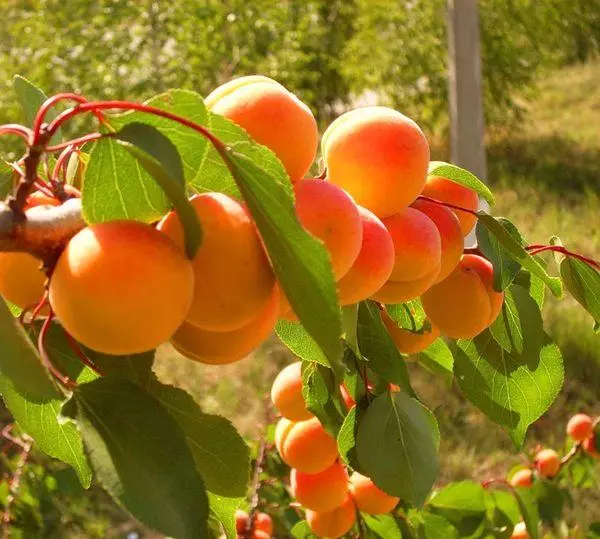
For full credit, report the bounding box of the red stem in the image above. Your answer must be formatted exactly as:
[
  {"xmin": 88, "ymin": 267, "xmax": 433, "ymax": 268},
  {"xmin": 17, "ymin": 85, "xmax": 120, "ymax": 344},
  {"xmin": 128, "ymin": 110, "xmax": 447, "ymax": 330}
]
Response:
[
  {"xmin": 45, "ymin": 132, "xmax": 105, "ymax": 152},
  {"xmin": 526, "ymin": 245, "xmax": 600, "ymax": 270},
  {"xmin": 64, "ymin": 331, "xmax": 105, "ymax": 377},
  {"xmin": 417, "ymin": 195, "xmax": 479, "ymax": 217},
  {"xmin": 52, "ymin": 145, "xmax": 76, "ymax": 182},
  {"xmin": 38, "ymin": 310, "xmax": 76, "ymax": 390},
  {"xmin": 0, "ymin": 124, "xmax": 33, "ymax": 143}
]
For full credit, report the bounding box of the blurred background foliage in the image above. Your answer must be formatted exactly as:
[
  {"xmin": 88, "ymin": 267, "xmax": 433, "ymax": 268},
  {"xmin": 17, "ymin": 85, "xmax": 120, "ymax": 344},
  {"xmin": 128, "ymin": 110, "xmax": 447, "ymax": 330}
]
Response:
[{"xmin": 1, "ymin": 0, "xmax": 599, "ymax": 537}]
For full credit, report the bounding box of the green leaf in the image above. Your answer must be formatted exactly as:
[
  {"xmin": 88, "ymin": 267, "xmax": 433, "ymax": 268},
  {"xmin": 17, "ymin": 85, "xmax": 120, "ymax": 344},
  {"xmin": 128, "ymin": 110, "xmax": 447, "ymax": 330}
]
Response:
[
  {"xmin": 490, "ymin": 285, "xmax": 544, "ymax": 355},
  {"xmin": 428, "ymin": 161, "xmax": 494, "ymax": 206},
  {"xmin": 208, "ymin": 493, "xmax": 243, "ymax": 539},
  {"xmin": 532, "ymin": 481, "xmax": 565, "ymax": 526},
  {"xmin": 356, "ymin": 391, "xmax": 439, "ymax": 507},
  {"xmin": 513, "ymin": 487, "xmax": 539, "ymax": 539},
  {"xmin": 0, "ymin": 300, "xmax": 91, "ymax": 486},
  {"xmin": 148, "ymin": 381, "xmax": 250, "ymax": 497},
  {"xmin": 291, "ymin": 520, "xmax": 315, "ymax": 538},
  {"xmin": 342, "ymin": 303, "xmax": 360, "ymax": 356},
  {"xmin": 476, "ymin": 217, "xmax": 524, "ymax": 291},
  {"xmin": 363, "ymin": 514, "xmax": 404, "ymax": 539},
  {"xmin": 357, "ymin": 301, "xmax": 415, "ymax": 397},
  {"xmin": 114, "ymin": 123, "xmax": 202, "ymax": 258},
  {"xmin": 0, "ymin": 160, "xmax": 14, "ymax": 199},
  {"xmin": 512, "ymin": 271, "xmax": 545, "ymax": 309},
  {"xmin": 337, "ymin": 405, "xmax": 363, "ymax": 472},
  {"xmin": 589, "ymin": 522, "xmax": 600, "ymax": 538},
  {"xmin": 454, "ymin": 331, "xmax": 563, "ymax": 447},
  {"xmin": 276, "ymin": 321, "xmax": 329, "ymax": 369},
  {"xmin": 74, "ymin": 378, "xmax": 209, "ymax": 538},
  {"xmin": 385, "ymin": 299, "xmax": 429, "ymax": 333},
  {"xmin": 429, "ymin": 481, "xmax": 486, "ymax": 515},
  {"xmin": 560, "ymin": 257, "xmax": 600, "ymax": 329},
  {"xmin": 477, "ymin": 213, "xmax": 562, "ymax": 297},
  {"xmin": 409, "ymin": 510, "xmax": 458, "ymax": 539},
  {"xmin": 301, "ymin": 361, "xmax": 345, "ymax": 436},
  {"xmin": 220, "ymin": 149, "xmax": 343, "ymax": 375},
  {"xmin": 418, "ymin": 339, "xmax": 454, "ymax": 385},
  {"xmin": 12, "ymin": 75, "xmax": 62, "ymax": 144}
]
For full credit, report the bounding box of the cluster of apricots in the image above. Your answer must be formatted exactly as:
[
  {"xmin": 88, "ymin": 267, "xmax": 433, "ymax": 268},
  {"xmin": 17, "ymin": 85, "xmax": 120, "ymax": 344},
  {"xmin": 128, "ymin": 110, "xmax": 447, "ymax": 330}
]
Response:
[
  {"xmin": 271, "ymin": 362, "xmax": 400, "ymax": 537},
  {"xmin": 0, "ymin": 74, "xmax": 504, "ymax": 361},
  {"xmin": 230, "ymin": 509, "xmax": 273, "ymax": 539}
]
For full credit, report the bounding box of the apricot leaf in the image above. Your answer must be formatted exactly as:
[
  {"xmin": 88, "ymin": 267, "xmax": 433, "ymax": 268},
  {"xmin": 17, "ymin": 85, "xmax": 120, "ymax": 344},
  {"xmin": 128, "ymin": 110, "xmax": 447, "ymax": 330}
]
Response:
[
  {"xmin": 418, "ymin": 339, "xmax": 454, "ymax": 385},
  {"xmin": 363, "ymin": 514, "xmax": 404, "ymax": 538},
  {"xmin": 427, "ymin": 161, "xmax": 494, "ymax": 205},
  {"xmin": 276, "ymin": 321, "xmax": 330, "ymax": 369},
  {"xmin": 514, "ymin": 487, "xmax": 540, "ymax": 539},
  {"xmin": 301, "ymin": 361, "xmax": 345, "ymax": 436},
  {"xmin": 560, "ymin": 257, "xmax": 600, "ymax": 330},
  {"xmin": 385, "ymin": 299, "xmax": 429, "ymax": 333}
]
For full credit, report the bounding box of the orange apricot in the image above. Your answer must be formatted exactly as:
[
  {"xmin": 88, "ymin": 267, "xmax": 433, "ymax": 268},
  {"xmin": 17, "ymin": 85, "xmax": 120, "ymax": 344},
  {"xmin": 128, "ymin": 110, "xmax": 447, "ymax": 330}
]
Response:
[
  {"xmin": 171, "ymin": 287, "xmax": 279, "ymax": 365},
  {"xmin": 206, "ymin": 75, "xmax": 318, "ymax": 183},
  {"xmin": 305, "ymin": 495, "xmax": 356, "ymax": 538},
  {"xmin": 421, "ymin": 254, "xmax": 504, "ymax": 339},
  {"xmin": 371, "ymin": 207, "xmax": 441, "ymax": 303},
  {"xmin": 382, "ymin": 313, "xmax": 440, "ymax": 355},
  {"xmin": 349, "ymin": 472, "xmax": 399, "ymax": 514},
  {"xmin": 411, "ymin": 198, "xmax": 463, "ymax": 283},
  {"xmin": 421, "ymin": 173, "xmax": 479, "ymax": 236},
  {"xmin": 159, "ymin": 193, "xmax": 275, "ymax": 331},
  {"xmin": 271, "ymin": 362, "xmax": 313, "ymax": 421},
  {"xmin": 276, "ymin": 417, "xmax": 339, "ymax": 474},
  {"xmin": 337, "ymin": 206, "xmax": 395, "ymax": 305},
  {"xmin": 534, "ymin": 448, "xmax": 560, "ymax": 478},
  {"xmin": 511, "ymin": 522, "xmax": 529, "ymax": 539},
  {"xmin": 566, "ymin": 413, "xmax": 594, "ymax": 442},
  {"xmin": 49, "ymin": 220, "xmax": 194, "ymax": 355},
  {"xmin": 509, "ymin": 468, "xmax": 533, "ymax": 488},
  {"xmin": 254, "ymin": 513, "xmax": 273, "ymax": 535},
  {"xmin": 295, "ymin": 179, "xmax": 362, "ymax": 279},
  {"xmin": 322, "ymin": 107, "xmax": 429, "ymax": 218},
  {"xmin": 235, "ymin": 510, "xmax": 249, "ymax": 534},
  {"xmin": 583, "ymin": 436, "xmax": 599, "ymax": 458},
  {"xmin": 291, "ymin": 461, "xmax": 349, "ymax": 512}
]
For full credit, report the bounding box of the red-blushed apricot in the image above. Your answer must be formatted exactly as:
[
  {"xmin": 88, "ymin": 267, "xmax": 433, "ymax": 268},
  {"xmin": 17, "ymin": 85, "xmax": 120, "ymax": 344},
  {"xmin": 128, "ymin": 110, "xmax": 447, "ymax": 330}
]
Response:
[
  {"xmin": 275, "ymin": 417, "xmax": 294, "ymax": 456},
  {"xmin": 382, "ymin": 312, "xmax": 440, "ymax": 355},
  {"xmin": 291, "ymin": 461, "xmax": 349, "ymax": 512},
  {"xmin": 337, "ymin": 206, "xmax": 395, "ymax": 305},
  {"xmin": 411, "ymin": 198, "xmax": 463, "ymax": 283},
  {"xmin": 421, "ymin": 254, "xmax": 504, "ymax": 339},
  {"xmin": 566, "ymin": 413, "xmax": 594, "ymax": 442},
  {"xmin": 371, "ymin": 269, "xmax": 439, "ymax": 304},
  {"xmin": 24, "ymin": 191, "xmax": 61, "ymax": 210},
  {"xmin": 509, "ymin": 468, "xmax": 533, "ymax": 488},
  {"xmin": 322, "ymin": 107, "xmax": 429, "ymax": 218},
  {"xmin": 421, "ymin": 174, "xmax": 479, "ymax": 236},
  {"xmin": 276, "ymin": 417, "xmax": 339, "ymax": 474},
  {"xmin": 171, "ymin": 287, "xmax": 279, "ymax": 365},
  {"xmin": 254, "ymin": 513, "xmax": 273, "ymax": 535},
  {"xmin": 49, "ymin": 220, "xmax": 194, "ymax": 355},
  {"xmin": 534, "ymin": 448, "xmax": 560, "ymax": 478},
  {"xmin": 349, "ymin": 472, "xmax": 399, "ymax": 514},
  {"xmin": 295, "ymin": 179, "xmax": 362, "ymax": 279},
  {"xmin": 235, "ymin": 510, "xmax": 249, "ymax": 534},
  {"xmin": 271, "ymin": 362, "xmax": 313, "ymax": 421},
  {"xmin": 511, "ymin": 521, "xmax": 529, "ymax": 539},
  {"xmin": 583, "ymin": 436, "xmax": 599, "ymax": 458},
  {"xmin": 159, "ymin": 193, "xmax": 275, "ymax": 332},
  {"xmin": 205, "ymin": 75, "xmax": 318, "ymax": 183},
  {"xmin": 305, "ymin": 495, "xmax": 356, "ymax": 538}
]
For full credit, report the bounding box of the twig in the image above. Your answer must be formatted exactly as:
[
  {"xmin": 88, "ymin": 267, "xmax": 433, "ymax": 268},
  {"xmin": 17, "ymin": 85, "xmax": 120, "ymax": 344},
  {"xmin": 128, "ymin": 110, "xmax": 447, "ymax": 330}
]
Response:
[
  {"xmin": 417, "ymin": 195, "xmax": 479, "ymax": 217},
  {"xmin": 1, "ymin": 432, "xmax": 32, "ymax": 537},
  {"xmin": 38, "ymin": 310, "xmax": 77, "ymax": 390},
  {"xmin": 525, "ymin": 245, "xmax": 600, "ymax": 271}
]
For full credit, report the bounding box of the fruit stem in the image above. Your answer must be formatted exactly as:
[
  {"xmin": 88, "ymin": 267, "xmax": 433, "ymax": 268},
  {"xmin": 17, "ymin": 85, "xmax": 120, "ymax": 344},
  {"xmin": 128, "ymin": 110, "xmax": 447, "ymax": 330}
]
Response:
[
  {"xmin": 416, "ymin": 195, "xmax": 479, "ymax": 217},
  {"xmin": 45, "ymin": 132, "xmax": 105, "ymax": 153},
  {"xmin": 0, "ymin": 124, "xmax": 33, "ymax": 144},
  {"xmin": 525, "ymin": 245, "xmax": 600, "ymax": 270},
  {"xmin": 38, "ymin": 310, "xmax": 77, "ymax": 390},
  {"xmin": 64, "ymin": 331, "xmax": 105, "ymax": 378}
]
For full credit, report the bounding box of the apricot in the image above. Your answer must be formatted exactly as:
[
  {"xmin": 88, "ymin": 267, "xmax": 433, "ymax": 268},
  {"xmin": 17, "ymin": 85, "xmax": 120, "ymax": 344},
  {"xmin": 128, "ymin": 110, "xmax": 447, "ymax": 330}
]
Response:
[
  {"xmin": 511, "ymin": 522, "xmax": 529, "ymax": 539},
  {"xmin": 159, "ymin": 193, "xmax": 275, "ymax": 331},
  {"xmin": 49, "ymin": 220, "xmax": 194, "ymax": 355},
  {"xmin": 271, "ymin": 362, "xmax": 312, "ymax": 421},
  {"xmin": 421, "ymin": 173, "xmax": 479, "ymax": 236},
  {"xmin": 205, "ymin": 75, "xmax": 318, "ymax": 183},
  {"xmin": 235, "ymin": 510, "xmax": 273, "ymax": 536},
  {"xmin": 566, "ymin": 413, "xmax": 594, "ymax": 442},
  {"xmin": 411, "ymin": 198, "xmax": 463, "ymax": 283},
  {"xmin": 290, "ymin": 461, "xmax": 349, "ymax": 512},
  {"xmin": 349, "ymin": 472, "xmax": 399, "ymax": 514},
  {"xmin": 337, "ymin": 206, "xmax": 395, "ymax": 305},
  {"xmin": 371, "ymin": 207, "xmax": 441, "ymax": 303},
  {"xmin": 509, "ymin": 468, "xmax": 533, "ymax": 488},
  {"xmin": 382, "ymin": 313, "xmax": 440, "ymax": 355},
  {"xmin": 322, "ymin": 106, "xmax": 429, "ymax": 218},
  {"xmin": 295, "ymin": 179, "xmax": 362, "ymax": 279},
  {"xmin": 254, "ymin": 512, "xmax": 273, "ymax": 535},
  {"xmin": 421, "ymin": 254, "xmax": 504, "ymax": 339},
  {"xmin": 305, "ymin": 495, "xmax": 356, "ymax": 538},
  {"xmin": 534, "ymin": 448, "xmax": 560, "ymax": 478},
  {"xmin": 583, "ymin": 436, "xmax": 599, "ymax": 458},
  {"xmin": 171, "ymin": 287, "xmax": 279, "ymax": 365},
  {"xmin": 276, "ymin": 417, "xmax": 338, "ymax": 474}
]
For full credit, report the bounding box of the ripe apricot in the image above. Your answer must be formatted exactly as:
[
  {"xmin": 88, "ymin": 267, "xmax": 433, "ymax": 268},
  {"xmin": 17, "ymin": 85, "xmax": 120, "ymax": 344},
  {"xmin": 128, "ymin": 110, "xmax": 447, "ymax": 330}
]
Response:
[
  {"xmin": 49, "ymin": 220, "xmax": 194, "ymax": 355},
  {"xmin": 509, "ymin": 468, "xmax": 533, "ymax": 488},
  {"xmin": 566, "ymin": 413, "xmax": 594, "ymax": 442},
  {"xmin": 337, "ymin": 206, "xmax": 395, "ymax": 305},
  {"xmin": 421, "ymin": 173, "xmax": 479, "ymax": 236},
  {"xmin": 583, "ymin": 436, "xmax": 599, "ymax": 458},
  {"xmin": 382, "ymin": 313, "xmax": 440, "ymax": 355},
  {"xmin": 276, "ymin": 417, "xmax": 338, "ymax": 474},
  {"xmin": 349, "ymin": 472, "xmax": 399, "ymax": 514},
  {"xmin": 235, "ymin": 510, "xmax": 249, "ymax": 534},
  {"xmin": 206, "ymin": 75, "xmax": 318, "ymax": 183},
  {"xmin": 371, "ymin": 207, "xmax": 441, "ymax": 303},
  {"xmin": 291, "ymin": 461, "xmax": 349, "ymax": 512},
  {"xmin": 235, "ymin": 510, "xmax": 273, "ymax": 536},
  {"xmin": 295, "ymin": 179, "xmax": 362, "ymax": 279},
  {"xmin": 511, "ymin": 521, "xmax": 529, "ymax": 539},
  {"xmin": 534, "ymin": 448, "xmax": 560, "ymax": 478},
  {"xmin": 159, "ymin": 193, "xmax": 275, "ymax": 331},
  {"xmin": 322, "ymin": 106, "xmax": 429, "ymax": 218},
  {"xmin": 254, "ymin": 512, "xmax": 273, "ymax": 535},
  {"xmin": 271, "ymin": 362, "xmax": 313, "ymax": 421},
  {"xmin": 171, "ymin": 288, "xmax": 279, "ymax": 365},
  {"xmin": 305, "ymin": 495, "xmax": 356, "ymax": 538},
  {"xmin": 421, "ymin": 254, "xmax": 504, "ymax": 339},
  {"xmin": 411, "ymin": 198, "xmax": 463, "ymax": 283}
]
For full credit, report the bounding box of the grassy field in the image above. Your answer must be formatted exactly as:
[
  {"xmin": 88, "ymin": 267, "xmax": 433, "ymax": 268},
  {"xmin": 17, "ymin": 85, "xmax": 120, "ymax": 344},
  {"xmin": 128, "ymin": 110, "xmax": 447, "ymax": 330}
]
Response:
[{"xmin": 154, "ymin": 61, "xmax": 600, "ymax": 533}]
